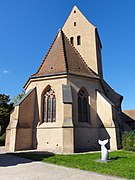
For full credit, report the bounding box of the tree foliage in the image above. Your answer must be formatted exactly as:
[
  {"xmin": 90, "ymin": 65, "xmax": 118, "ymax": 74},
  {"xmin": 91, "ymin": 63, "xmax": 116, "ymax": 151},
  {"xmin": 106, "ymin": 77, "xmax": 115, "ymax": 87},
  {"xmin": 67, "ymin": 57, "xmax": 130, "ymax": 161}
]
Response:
[
  {"xmin": 0, "ymin": 94, "xmax": 13, "ymax": 135},
  {"xmin": 11, "ymin": 92, "xmax": 25, "ymax": 105},
  {"xmin": 122, "ymin": 130, "xmax": 135, "ymax": 151}
]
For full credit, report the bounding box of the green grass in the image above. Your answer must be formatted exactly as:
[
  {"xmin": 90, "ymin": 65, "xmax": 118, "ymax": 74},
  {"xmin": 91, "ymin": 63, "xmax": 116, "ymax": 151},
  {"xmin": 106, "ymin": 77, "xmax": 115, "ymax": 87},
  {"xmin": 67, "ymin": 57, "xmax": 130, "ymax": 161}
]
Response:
[{"xmin": 11, "ymin": 150, "xmax": 135, "ymax": 179}]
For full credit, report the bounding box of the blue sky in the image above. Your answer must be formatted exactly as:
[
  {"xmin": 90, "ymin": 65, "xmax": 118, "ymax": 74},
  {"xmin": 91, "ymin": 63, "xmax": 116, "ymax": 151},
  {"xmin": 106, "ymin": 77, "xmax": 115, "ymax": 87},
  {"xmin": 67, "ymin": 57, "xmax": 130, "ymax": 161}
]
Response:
[{"xmin": 0, "ymin": 0, "xmax": 135, "ymax": 110}]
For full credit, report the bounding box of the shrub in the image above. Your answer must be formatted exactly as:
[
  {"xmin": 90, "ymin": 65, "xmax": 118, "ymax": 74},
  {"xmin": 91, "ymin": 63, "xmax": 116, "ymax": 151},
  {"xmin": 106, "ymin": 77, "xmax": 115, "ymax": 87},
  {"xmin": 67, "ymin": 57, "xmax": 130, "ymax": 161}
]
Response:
[
  {"xmin": 0, "ymin": 133, "xmax": 5, "ymax": 146},
  {"xmin": 122, "ymin": 130, "xmax": 135, "ymax": 151}
]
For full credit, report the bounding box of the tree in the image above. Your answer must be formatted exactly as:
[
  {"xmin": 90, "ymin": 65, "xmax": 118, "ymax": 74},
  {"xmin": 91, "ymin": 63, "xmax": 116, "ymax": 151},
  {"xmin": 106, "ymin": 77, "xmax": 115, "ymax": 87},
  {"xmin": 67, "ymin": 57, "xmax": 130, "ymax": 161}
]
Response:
[
  {"xmin": 11, "ymin": 92, "xmax": 25, "ymax": 105},
  {"xmin": 0, "ymin": 94, "xmax": 13, "ymax": 135}
]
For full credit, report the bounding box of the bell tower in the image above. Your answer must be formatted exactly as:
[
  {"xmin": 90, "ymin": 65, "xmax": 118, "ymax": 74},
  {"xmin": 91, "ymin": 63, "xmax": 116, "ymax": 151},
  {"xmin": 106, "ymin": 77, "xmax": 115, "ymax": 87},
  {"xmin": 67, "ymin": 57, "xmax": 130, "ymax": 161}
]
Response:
[{"xmin": 62, "ymin": 6, "xmax": 103, "ymax": 78}]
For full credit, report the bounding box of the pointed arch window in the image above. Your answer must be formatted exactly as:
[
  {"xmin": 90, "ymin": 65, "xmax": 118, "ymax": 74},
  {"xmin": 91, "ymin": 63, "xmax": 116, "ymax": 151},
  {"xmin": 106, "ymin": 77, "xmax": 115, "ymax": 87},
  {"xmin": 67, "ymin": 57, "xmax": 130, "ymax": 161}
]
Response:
[
  {"xmin": 77, "ymin": 35, "xmax": 81, "ymax": 45},
  {"xmin": 43, "ymin": 88, "xmax": 56, "ymax": 123},
  {"xmin": 70, "ymin": 37, "xmax": 74, "ymax": 45},
  {"xmin": 78, "ymin": 89, "xmax": 88, "ymax": 122}
]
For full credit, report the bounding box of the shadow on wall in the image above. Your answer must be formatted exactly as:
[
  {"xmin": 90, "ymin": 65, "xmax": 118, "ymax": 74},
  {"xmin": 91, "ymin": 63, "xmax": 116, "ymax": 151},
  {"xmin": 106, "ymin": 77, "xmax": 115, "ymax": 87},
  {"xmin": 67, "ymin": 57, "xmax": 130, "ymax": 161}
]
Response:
[
  {"xmin": 122, "ymin": 112, "xmax": 135, "ymax": 131},
  {"xmin": 112, "ymin": 107, "xmax": 122, "ymax": 149},
  {"xmin": 93, "ymin": 106, "xmax": 111, "ymax": 150},
  {"xmin": 74, "ymin": 106, "xmax": 110, "ymax": 153},
  {"xmin": 15, "ymin": 88, "xmax": 40, "ymax": 151},
  {"xmin": 32, "ymin": 90, "xmax": 39, "ymax": 149}
]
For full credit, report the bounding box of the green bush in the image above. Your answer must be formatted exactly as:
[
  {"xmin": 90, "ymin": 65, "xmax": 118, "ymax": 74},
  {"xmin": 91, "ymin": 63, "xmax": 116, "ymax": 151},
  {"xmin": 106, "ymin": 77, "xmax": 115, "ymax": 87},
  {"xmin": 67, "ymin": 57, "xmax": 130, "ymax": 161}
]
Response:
[
  {"xmin": 0, "ymin": 133, "xmax": 5, "ymax": 146},
  {"xmin": 122, "ymin": 130, "xmax": 135, "ymax": 151}
]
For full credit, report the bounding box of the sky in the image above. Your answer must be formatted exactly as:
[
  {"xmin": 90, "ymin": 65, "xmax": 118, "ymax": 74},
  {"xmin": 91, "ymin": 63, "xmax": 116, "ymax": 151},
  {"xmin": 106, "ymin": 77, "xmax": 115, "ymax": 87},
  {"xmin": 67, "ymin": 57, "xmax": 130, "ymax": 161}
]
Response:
[{"xmin": 0, "ymin": 0, "xmax": 135, "ymax": 110}]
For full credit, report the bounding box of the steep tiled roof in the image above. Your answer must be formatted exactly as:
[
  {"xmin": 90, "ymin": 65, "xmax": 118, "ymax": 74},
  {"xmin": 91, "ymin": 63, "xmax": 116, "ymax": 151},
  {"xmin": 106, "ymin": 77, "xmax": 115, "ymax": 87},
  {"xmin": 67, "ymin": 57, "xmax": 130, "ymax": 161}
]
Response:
[{"xmin": 32, "ymin": 30, "xmax": 99, "ymax": 79}]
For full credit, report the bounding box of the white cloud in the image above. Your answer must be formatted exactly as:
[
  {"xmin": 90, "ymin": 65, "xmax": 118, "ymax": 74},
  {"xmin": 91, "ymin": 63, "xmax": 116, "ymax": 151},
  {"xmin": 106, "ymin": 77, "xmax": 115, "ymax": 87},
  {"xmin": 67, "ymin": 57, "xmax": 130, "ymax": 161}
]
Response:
[{"xmin": 2, "ymin": 70, "xmax": 10, "ymax": 74}]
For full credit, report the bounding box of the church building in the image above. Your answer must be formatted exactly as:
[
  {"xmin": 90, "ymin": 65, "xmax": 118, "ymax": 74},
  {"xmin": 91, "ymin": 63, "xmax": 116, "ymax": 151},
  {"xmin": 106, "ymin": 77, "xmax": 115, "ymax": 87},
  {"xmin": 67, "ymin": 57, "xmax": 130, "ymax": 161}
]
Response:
[{"xmin": 6, "ymin": 6, "xmax": 124, "ymax": 153}]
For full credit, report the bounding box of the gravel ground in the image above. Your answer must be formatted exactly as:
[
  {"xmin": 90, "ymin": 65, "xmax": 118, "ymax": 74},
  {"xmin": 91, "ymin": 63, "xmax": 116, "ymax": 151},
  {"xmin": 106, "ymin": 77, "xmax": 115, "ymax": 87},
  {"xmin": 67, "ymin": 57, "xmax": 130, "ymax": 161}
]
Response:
[{"xmin": 0, "ymin": 147, "xmax": 126, "ymax": 180}]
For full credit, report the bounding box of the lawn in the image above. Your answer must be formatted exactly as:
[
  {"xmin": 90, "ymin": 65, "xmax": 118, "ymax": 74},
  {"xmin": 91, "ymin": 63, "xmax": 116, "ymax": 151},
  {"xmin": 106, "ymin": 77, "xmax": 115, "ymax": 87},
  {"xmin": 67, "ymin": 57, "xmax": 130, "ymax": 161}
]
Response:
[{"xmin": 11, "ymin": 150, "xmax": 135, "ymax": 179}]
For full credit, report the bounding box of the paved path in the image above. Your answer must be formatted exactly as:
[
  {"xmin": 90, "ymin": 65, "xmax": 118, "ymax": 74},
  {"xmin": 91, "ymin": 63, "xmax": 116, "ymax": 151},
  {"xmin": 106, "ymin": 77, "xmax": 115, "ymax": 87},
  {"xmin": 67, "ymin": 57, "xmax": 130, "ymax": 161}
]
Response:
[{"xmin": 0, "ymin": 147, "xmax": 126, "ymax": 180}]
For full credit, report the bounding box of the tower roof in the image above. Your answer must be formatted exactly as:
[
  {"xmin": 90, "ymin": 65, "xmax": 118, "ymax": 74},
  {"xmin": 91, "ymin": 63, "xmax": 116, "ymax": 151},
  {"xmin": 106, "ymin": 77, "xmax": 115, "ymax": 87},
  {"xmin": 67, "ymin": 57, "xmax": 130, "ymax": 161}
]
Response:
[{"xmin": 31, "ymin": 30, "xmax": 99, "ymax": 79}]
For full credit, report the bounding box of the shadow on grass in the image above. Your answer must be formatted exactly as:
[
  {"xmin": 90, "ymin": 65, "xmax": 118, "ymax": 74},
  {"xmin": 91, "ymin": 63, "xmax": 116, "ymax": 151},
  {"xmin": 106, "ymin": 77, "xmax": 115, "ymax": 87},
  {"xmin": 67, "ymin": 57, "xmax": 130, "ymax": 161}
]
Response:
[{"xmin": 109, "ymin": 156, "xmax": 127, "ymax": 161}]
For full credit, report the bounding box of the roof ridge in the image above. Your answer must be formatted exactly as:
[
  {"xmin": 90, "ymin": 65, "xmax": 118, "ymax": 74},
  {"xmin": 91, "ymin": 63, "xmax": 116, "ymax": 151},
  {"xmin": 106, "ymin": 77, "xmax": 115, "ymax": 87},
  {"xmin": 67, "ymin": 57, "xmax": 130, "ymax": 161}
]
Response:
[
  {"xmin": 60, "ymin": 30, "xmax": 68, "ymax": 72},
  {"xmin": 62, "ymin": 30, "xmax": 99, "ymax": 78},
  {"xmin": 32, "ymin": 30, "xmax": 61, "ymax": 76}
]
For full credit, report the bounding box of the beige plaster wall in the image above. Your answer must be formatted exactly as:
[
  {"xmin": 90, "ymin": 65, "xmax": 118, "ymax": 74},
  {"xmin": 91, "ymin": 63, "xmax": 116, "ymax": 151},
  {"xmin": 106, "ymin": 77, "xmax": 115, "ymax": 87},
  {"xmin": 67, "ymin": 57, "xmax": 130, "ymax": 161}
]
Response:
[
  {"xmin": 74, "ymin": 128, "xmax": 99, "ymax": 151},
  {"xmin": 67, "ymin": 75, "xmax": 98, "ymax": 127},
  {"xmin": 25, "ymin": 76, "xmax": 75, "ymax": 153},
  {"xmin": 5, "ymin": 106, "xmax": 19, "ymax": 151},
  {"xmin": 25, "ymin": 76, "xmax": 67, "ymax": 127},
  {"xmin": 37, "ymin": 127, "xmax": 74, "ymax": 153},
  {"xmin": 63, "ymin": 128, "xmax": 74, "ymax": 153},
  {"xmin": 63, "ymin": 104, "xmax": 73, "ymax": 127},
  {"xmin": 14, "ymin": 89, "xmax": 36, "ymax": 151},
  {"xmin": 97, "ymin": 91, "xmax": 118, "ymax": 150},
  {"xmin": 5, "ymin": 129, "xmax": 10, "ymax": 147},
  {"xmin": 8, "ymin": 106, "xmax": 19, "ymax": 128},
  {"xmin": 62, "ymin": 6, "xmax": 101, "ymax": 75},
  {"xmin": 18, "ymin": 89, "xmax": 36, "ymax": 128},
  {"xmin": 6, "ymin": 89, "xmax": 36, "ymax": 151},
  {"xmin": 67, "ymin": 75, "xmax": 101, "ymax": 152},
  {"xmin": 15, "ymin": 128, "xmax": 32, "ymax": 150},
  {"xmin": 37, "ymin": 128, "xmax": 63, "ymax": 153},
  {"xmin": 97, "ymin": 91, "xmax": 114, "ymax": 127},
  {"xmin": 8, "ymin": 128, "xmax": 17, "ymax": 151},
  {"xmin": 98, "ymin": 128, "xmax": 118, "ymax": 150}
]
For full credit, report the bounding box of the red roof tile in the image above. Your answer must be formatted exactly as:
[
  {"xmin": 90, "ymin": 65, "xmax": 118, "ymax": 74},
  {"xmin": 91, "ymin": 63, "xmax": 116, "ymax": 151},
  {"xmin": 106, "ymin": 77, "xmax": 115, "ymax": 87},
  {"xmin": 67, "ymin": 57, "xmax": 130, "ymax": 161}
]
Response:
[{"xmin": 32, "ymin": 30, "xmax": 99, "ymax": 79}]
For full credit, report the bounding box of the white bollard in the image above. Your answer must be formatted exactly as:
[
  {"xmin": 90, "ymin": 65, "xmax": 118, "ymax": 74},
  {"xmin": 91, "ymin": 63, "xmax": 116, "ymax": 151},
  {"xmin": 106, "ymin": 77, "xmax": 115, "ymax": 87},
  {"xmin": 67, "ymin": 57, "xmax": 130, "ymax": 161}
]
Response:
[{"xmin": 98, "ymin": 139, "xmax": 109, "ymax": 161}]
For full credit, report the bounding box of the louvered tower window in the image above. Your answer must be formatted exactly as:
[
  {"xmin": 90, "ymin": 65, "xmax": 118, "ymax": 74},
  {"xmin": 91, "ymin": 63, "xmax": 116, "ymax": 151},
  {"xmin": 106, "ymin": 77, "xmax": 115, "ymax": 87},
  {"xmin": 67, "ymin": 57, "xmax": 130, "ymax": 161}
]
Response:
[
  {"xmin": 77, "ymin": 35, "xmax": 81, "ymax": 45},
  {"xmin": 70, "ymin": 37, "xmax": 74, "ymax": 45}
]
